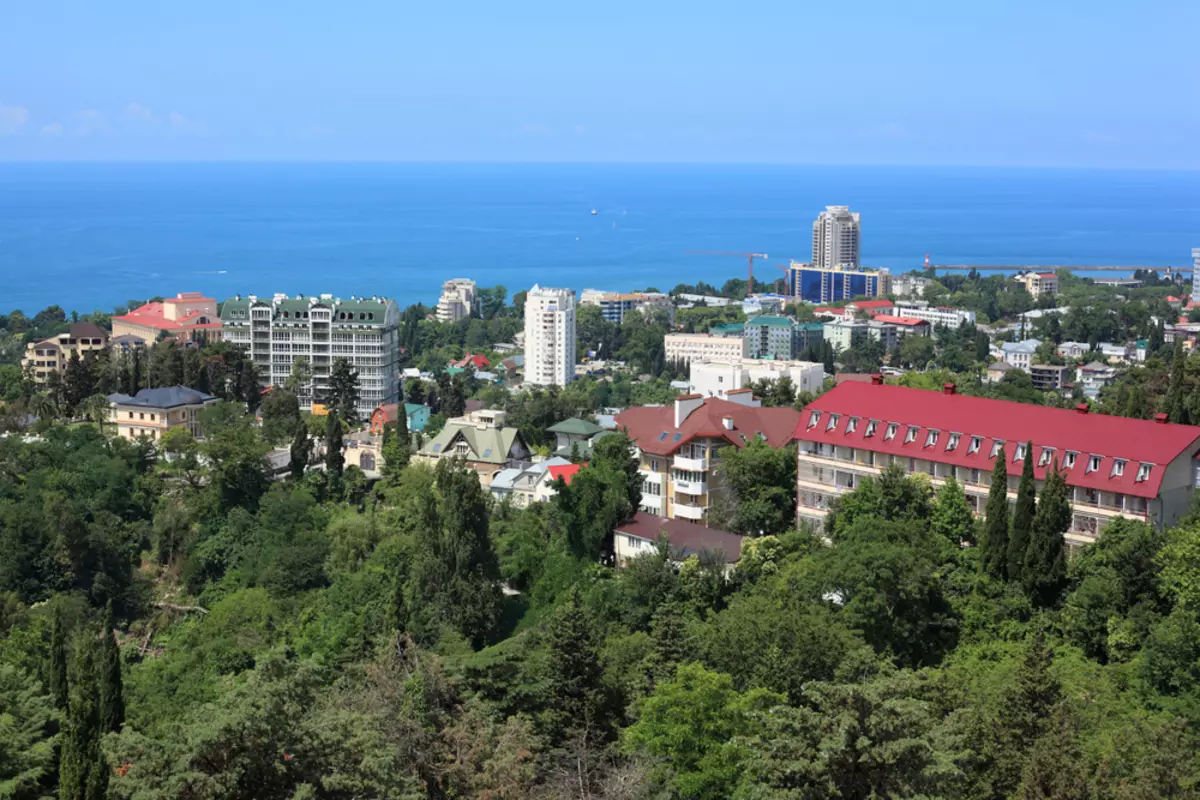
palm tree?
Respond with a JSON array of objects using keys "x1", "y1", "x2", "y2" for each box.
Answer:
[
  {"x1": 81, "y1": 393, "x2": 112, "y2": 434},
  {"x1": 28, "y1": 391, "x2": 58, "y2": 424}
]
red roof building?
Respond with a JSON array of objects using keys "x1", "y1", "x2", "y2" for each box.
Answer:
[
  {"x1": 871, "y1": 314, "x2": 929, "y2": 329},
  {"x1": 794, "y1": 379, "x2": 1200, "y2": 548},
  {"x1": 845, "y1": 299, "x2": 896, "y2": 317},
  {"x1": 547, "y1": 462, "x2": 584, "y2": 486},
  {"x1": 112, "y1": 292, "x2": 222, "y2": 343},
  {"x1": 451, "y1": 353, "x2": 491, "y2": 370},
  {"x1": 615, "y1": 394, "x2": 801, "y2": 525},
  {"x1": 614, "y1": 512, "x2": 744, "y2": 567}
]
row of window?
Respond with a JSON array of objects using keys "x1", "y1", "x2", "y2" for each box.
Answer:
[{"x1": 807, "y1": 410, "x2": 1154, "y2": 482}]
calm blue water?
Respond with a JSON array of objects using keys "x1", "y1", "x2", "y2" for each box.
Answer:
[{"x1": 1, "y1": 163, "x2": 1197, "y2": 314}]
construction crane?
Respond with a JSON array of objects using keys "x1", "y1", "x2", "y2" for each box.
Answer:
[{"x1": 685, "y1": 250, "x2": 769, "y2": 294}]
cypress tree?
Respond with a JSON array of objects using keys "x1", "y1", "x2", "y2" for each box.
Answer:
[
  {"x1": 49, "y1": 611, "x2": 69, "y2": 711},
  {"x1": 1163, "y1": 340, "x2": 1190, "y2": 424},
  {"x1": 544, "y1": 587, "x2": 612, "y2": 741},
  {"x1": 982, "y1": 443, "x2": 1010, "y2": 580},
  {"x1": 289, "y1": 421, "x2": 310, "y2": 481},
  {"x1": 1008, "y1": 441, "x2": 1036, "y2": 583},
  {"x1": 99, "y1": 604, "x2": 124, "y2": 732},
  {"x1": 994, "y1": 630, "x2": 1062, "y2": 796},
  {"x1": 1023, "y1": 467, "x2": 1070, "y2": 607},
  {"x1": 931, "y1": 477, "x2": 975, "y2": 545},
  {"x1": 325, "y1": 411, "x2": 345, "y2": 497},
  {"x1": 59, "y1": 634, "x2": 108, "y2": 800}
]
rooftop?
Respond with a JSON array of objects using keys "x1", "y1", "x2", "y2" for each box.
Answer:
[
  {"x1": 114, "y1": 299, "x2": 222, "y2": 331},
  {"x1": 108, "y1": 386, "x2": 218, "y2": 409},
  {"x1": 745, "y1": 315, "x2": 794, "y2": 328},
  {"x1": 872, "y1": 314, "x2": 929, "y2": 327},
  {"x1": 795, "y1": 381, "x2": 1200, "y2": 499},
  {"x1": 616, "y1": 513, "x2": 744, "y2": 564},
  {"x1": 615, "y1": 397, "x2": 800, "y2": 456},
  {"x1": 548, "y1": 417, "x2": 605, "y2": 437}
]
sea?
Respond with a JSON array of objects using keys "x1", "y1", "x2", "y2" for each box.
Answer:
[{"x1": 0, "y1": 162, "x2": 1197, "y2": 315}]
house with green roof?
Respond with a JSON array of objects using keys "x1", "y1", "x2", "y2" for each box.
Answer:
[
  {"x1": 547, "y1": 417, "x2": 605, "y2": 457},
  {"x1": 415, "y1": 408, "x2": 532, "y2": 486}
]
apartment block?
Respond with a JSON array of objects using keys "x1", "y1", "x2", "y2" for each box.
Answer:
[
  {"x1": 1192, "y1": 248, "x2": 1200, "y2": 301},
  {"x1": 811, "y1": 205, "x2": 862, "y2": 269},
  {"x1": 744, "y1": 315, "x2": 798, "y2": 359},
  {"x1": 892, "y1": 305, "x2": 977, "y2": 329},
  {"x1": 21, "y1": 323, "x2": 109, "y2": 383},
  {"x1": 615, "y1": 394, "x2": 801, "y2": 524},
  {"x1": 1030, "y1": 363, "x2": 1069, "y2": 391},
  {"x1": 436, "y1": 279, "x2": 476, "y2": 323},
  {"x1": 689, "y1": 359, "x2": 825, "y2": 399},
  {"x1": 788, "y1": 262, "x2": 892, "y2": 305},
  {"x1": 794, "y1": 379, "x2": 1200, "y2": 548},
  {"x1": 823, "y1": 319, "x2": 869, "y2": 353},
  {"x1": 523, "y1": 285, "x2": 577, "y2": 386},
  {"x1": 1018, "y1": 271, "x2": 1059, "y2": 299},
  {"x1": 664, "y1": 333, "x2": 748, "y2": 367},
  {"x1": 220, "y1": 293, "x2": 401, "y2": 420},
  {"x1": 580, "y1": 290, "x2": 673, "y2": 324},
  {"x1": 112, "y1": 292, "x2": 222, "y2": 344}
]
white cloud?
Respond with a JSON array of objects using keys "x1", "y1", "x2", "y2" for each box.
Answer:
[
  {"x1": 126, "y1": 102, "x2": 156, "y2": 123},
  {"x1": 168, "y1": 111, "x2": 187, "y2": 127},
  {"x1": 0, "y1": 102, "x2": 30, "y2": 134},
  {"x1": 41, "y1": 122, "x2": 63, "y2": 137}
]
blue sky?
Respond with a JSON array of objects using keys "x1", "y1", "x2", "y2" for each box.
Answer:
[{"x1": 1, "y1": 0, "x2": 1197, "y2": 167}]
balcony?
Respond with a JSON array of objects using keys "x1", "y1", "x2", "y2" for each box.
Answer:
[
  {"x1": 673, "y1": 477, "x2": 708, "y2": 495},
  {"x1": 640, "y1": 494, "x2": 664, "y2": 511},
  {"x1": 673, "y1": 454, "x2": 708, "y2": 471},
  {"x1": 675, "y1": 502, "x2": 706, "y2": 520}
]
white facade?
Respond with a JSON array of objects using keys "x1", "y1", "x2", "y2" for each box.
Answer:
[
  {"x1": 812, "y1": 205, "x2": 861, "y2": 269},
  {"x1": 893, "y1": 305, "x2": 977, "y2": 329},
  {"x1": 524, "y1": 285, "x2": 577, "y2": 386},
  {"x1": 1192, "y1": 248, "x2": 1200, "y2": 301},
  {"x1": 893, "y1": 275, "x2": 933, "y2": 299},
  {"x1": 436, "y1": 278, "x2": 476, "y2": 323},
  {"x1": 823, "y1": 319, "x2": 869, "y2": 352},
  {"x1": 1019, "y1": 272, "x2": 1059, "y2": 298},
  {"x1": 664, "y1": 333, "x2": 748, "y2": 367},
  {"x1": 999, "y1": 339, "x2": 1042, "y2": 370},
  {"x1": 690, "y1": 359, "x2": 824, "y2": 399}
]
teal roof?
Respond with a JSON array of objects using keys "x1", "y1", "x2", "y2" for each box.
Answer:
[
  {"x1": 548, "y1": 417, "x2": 604, "y2": 436},
  {"x1": 709, "y1": 322, "x2": 745, "y2": 336},
  {"x1": 746, "y1": 315, "x2": 794, "y2": 328},
  {"x1": 219, "y1": 295, "x2": 397, "y2": 327},
  {"x1": 445, "y1": 366, "x2": 466, "y2": 376},
  {"x1": 797, "y1": 322, "x2": 825, "y2": 331}
]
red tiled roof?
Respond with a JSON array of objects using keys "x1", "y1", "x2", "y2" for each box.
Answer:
[
  {"x1": 614, "y1": 397, "x2": 801, "y2": 456},
  {"x1": 794, "y1": 381, "x2": 1200, "y2": 499},
  {"x1": 114, "y1": 301, "x2": 222, "y2": 331},
  {"x1": 848, "y1": 300, "x2": 895, "y2": 314},
  {"x1": 814, "y1": 307, "x2": 846, "y2": 316},
  {"x1": 452, "y1": 353, "x2": 491, "y2": 369},
  {"x1": 616, "y1": 512, "x2": 744, "y2": 564},
  {"x1": 548, "y1": 463, "x2": 584, "y2": 485},
  {"x1": 872, "y1": 314, "x2": 929, "y2": 327},
  {"x1": 1034, "y1": 272, "x2": 1057, "y2": 279}
]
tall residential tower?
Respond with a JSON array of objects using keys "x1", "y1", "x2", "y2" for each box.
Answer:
[
  {"x1": 523, "y1": 285, "x2": 577, "y2": 387},
  {"x1": 812, "y1": 205, "x2": 861, "y2": 269}
]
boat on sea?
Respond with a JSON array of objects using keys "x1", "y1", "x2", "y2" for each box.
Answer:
[{"x1": 590, "y1": 209, "x2": 597, "y2": 215}]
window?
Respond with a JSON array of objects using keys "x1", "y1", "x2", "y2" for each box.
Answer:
[
  {"x1": 990, "y1": 439, "x2": 1005, "y2": 458},
  {"x1": 946, "y1": 432, "x2": 960, "y2": 451},
  {"x1": 904, "y1": 426, "x2": 918, "y2": 444},
  {"x1": 1013, "y1": 442, "x2": 1026, "y2": 462},
  {"x1": 808, "y1": 411, "x2": 821, "y2": 429},
  {"x1": 672, "y1": 433, "x2": 683, "y2": 442},
  {"x1": 1064, "y1": 451, "x2": 1078, "y2": 469},
  {"x1": 1111, "y1": 458, "x2": 1126, "y2": 477},
  {"x1": 884, "y1": 422, "x2": 898, "y2": 441},
  {"x1": 846, "y1": 417, "x2": 859, "y2": 434},
  {"x1": 864, "y1": 419, "x2": 878, "y2": 438},
  {"x1": 657, "y1": 432, "x2": 668, "y2": 441},
  {"x1": 1039, "y1": 447, "x2": 1054, "y2": 467},
  {"x1": 1086, "y1": 455, "x2": 1101, "y2": 474},
  {"x1": 1136, "y1": 463, "x2": 1152, "y2": 482},
  {"x1": 970, "y1": 468, "x2": 982, "y2": 484},
  {"x1": 925, "y1": 429, "x2": 939, "y2": 448},
  {"x1": 826, "y1": 413, "x2": 841, "y2": 432},
  {"x1": 968, "y1": 436, "x2": 982, "y2": 455}
]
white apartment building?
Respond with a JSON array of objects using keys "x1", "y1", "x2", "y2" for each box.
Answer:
[
  {"x1": 664, "y1": 333, "x2": 748, "y2": 367},
  {"x1": 436, "y1": 278, "x2": 476, "y2": 323},
  {"x1": 690, "y1": 359, "x2": 825, "y2": 399},
  {"x1": 795, "y1": 379, "x2": 1200, "y2": 548},
  {"x1": 523, "y1": 285, "x2": 577, "y2": 387},
  {"x1": 823, "y1": 319, "x2": 869, "y2": 353},
  {"x1": 893, "y1": 305, "x2": 977, "y2": 329},
  {"x1": 220, "y1": 293, "x2": 401, "y2": 420},
  {"x1": 580, "y1": 290, "x2": 674, "y2": 324},
  {"x1": 1192, "y1": 248, "x2": 1200, "y2": 301},
  {"x1": 812, "y1": 205, "x2": 861, "y2": 269}
]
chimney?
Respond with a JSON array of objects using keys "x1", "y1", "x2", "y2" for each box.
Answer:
[
  {"x1": 1075, "y1": 403, "x2": 1090, "y2": 415},
  {"x1": 870, "y1": 373, "x2": 884, "y2": 385},
  {"x1": 674, "y1": 394, "x2": 705, "y2": 427},
  {"x1": 1154, "y1": 413, "x2": 1168, "y2": 424},
  {"x1": 722, "y1": 416, "x2": 734, "y2": 430},
  {"x1": 942, "y1": 382, "x2": 956, "y2": 395}
]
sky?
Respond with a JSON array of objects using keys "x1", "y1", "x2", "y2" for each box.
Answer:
[{"x1": 1, "y1": 0, "x2": 1198, "y2": 168}]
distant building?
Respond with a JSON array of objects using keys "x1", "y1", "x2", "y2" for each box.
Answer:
[
  {"x1": 547, "y1": 417, "x2": 606, "y2": 457},
  {"x1": 795, "y1": 322, "x2": 825, "y2": 354},
  {"x1": 1030, "y1": 363, "x2": 1070, "y2": 391},
  {"x1": 788, "y1": 262, "x2": 892, "y2": 305},
  {"x1": 986, "y1": 361, "x2": 1016, "y2": 383},
  {"x1": 112, "y1": 292, "x2": 223, "y2": 344},
  {"x1": 892, "y1": 305, "x2": 976, "y2": 329},
  {"x1": 744, "y1": 316, "x2": 798, "y2": 360},
  {"x1": 689, "y1": 359, "x2": 825, "y2": 399},
  {"x1": 415, "y1": 408, "x2": 532, "y2": 485},
  {"x1": 1193, "y1": 248, "x2": 1200, "y2": 301},
  {"x1": 845, "y1": 299, "x2": 896, "y2": 317},
  {"x1": 741, "y1": 294, "x2": 789, "y2": 316},
  {"x1": 219, "y1": 293, "x2": 401, "y2": 420},
  {"x1": 580, "y1": 290, "x2": 673, "y2": 324},
  {"x1": 436, "y1": 279, "x2": 476, "y2": 323},
  {"x1": 869, "y1": 315, "x2": 931, "y2": 343},
  {"x1": 812, "y1": 205, "x2": 861, "y2": 269},
  {"x1": 21, "y1": 323, "x2": 109, "y2": 383},
  {"x1": 664, "y1": 333, "x2": 747, "y2": 367},
  {"x1": 999, "y1": 339, "x2": 1042, "y2": 370},
  {"x1": 823, "y1": 319, "x2": 869, "y2": 353},
  {"x1": 614, "y1": 513, "x2": 744, "y2": 569},
  {"x1": 1017, "y1": 271, "x2": 1059, "y2": 299},
  {"x1": 524, "y1": 285, "x2": 577, "y2": 387},
  {"x1": 108, "y1": 386, "x2": 218, "y2": 442},
  {"x1": 369, "y1": 402, "x2": 431, "y2": 434},
  {"x1": 490, "y1": 457, "x2": 576, "y2": 508},
  {"x1": 893, "y1": 274, "x2": 934, "y2": 299},
  {"x1": 1057, "y1": 341, "x2": 1091, "y2": 360},
  {"x1": 1076, "y1": 361, "x2": 1118, "y2": 399}
]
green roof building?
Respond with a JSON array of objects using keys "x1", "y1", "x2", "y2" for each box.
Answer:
[
  {"x1": 745, "y1": 316, "x2": 797, "y2": 360},
  {"x1": 219, "y1": 293, "x2": 401, "y2": 420}
]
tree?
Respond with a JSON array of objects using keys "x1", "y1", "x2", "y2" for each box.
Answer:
[
  {"x1": 1023, "y1": 467, "x2": 1069, "y2": 607},
  {"x1": 381, "y1": 422, "x2": 411, "y2": 482},
  {"x1": 1008, "y1": 441, "x2": 1036, "y2": 583},
  {"x1": 79, "y1": 394, "x2": 111, "y2": 434},
  {"x1": 406, "y1": 378, "x2": 426, "y2": 406},
  {"x1": 990, "y1": 631, "x2": 1063, "y2": 796},
  {"x1": 329, "y1": 357, "x2": 360, "y2": 425},
  {"x1": 324, "y1": 411, "x2": 345, "y2": 498},
  {"x1": 59, "y1": 633, "x2": 108, "y2": 800},
  {"x1": 199, "y1": 402, "x2": 270, "y2": 513},
  {"x1": 982, "y1": 443, "x2": 1010, "y2": 580},
  {"x1": 1163, "y1": 340, "x2": 1190, "y2": 424},
  {"x1": 0, "y1": 665, "x2": 58, "y2": 799},
  {"x1": 717, "y1": 439, "x2": 796, "y2": 537},
  {"x1": 49, "y1": 611, "x2": 69, "y2": 711},
  {"x1": 99, "y1": 604, "x2": 124, "y2": 732},
  {"x1": 931, "y1": 477, "x2": 974, "y2": 545},
  {"x1": 542, "y1": 588, "x2": 613, "y2": 742},
  {"x1": 289, "y1": 421, "x2": 310, "y2": 481},
  {"x1": 259, "y1": 387, "x2": 301, "y2": 445}
]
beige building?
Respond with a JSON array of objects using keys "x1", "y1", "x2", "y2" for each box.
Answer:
[
  {"x1": 523, "y1": 285, "x2": 577, "y2": 387},
  {"x1": 1019, "y1": 271, "x2": 1059, "y2": 299},
  {"x1": 795, "y1": 378, "x2": 1200, "y2": 549},
  {"x1": 664, "y1": 333, "x2": 748, "y2": 368},
  {"x1": 615, "y1": 394, "x2": 801, "y2": 525},
  {"x1": 812, "y1": 205, "x2": 861, "y2": 269},
  {"x1": 112, "y1": 292, "x2": 222, "y2": 343},
  {"x1": 689, "y1": 359, "x2": 825, "y2": 400},
  {"x1": 436, "y1": 279, "x2": 476, "y2": 323},
  {"x1": 108, "y1": 386, "x2": 219, "y2": 443},
  {"x1": 21, "y1": 323, "x2": 110, "y2": 383}
]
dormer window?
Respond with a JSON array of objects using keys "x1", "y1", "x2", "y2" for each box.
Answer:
[
  {"x1": 864, "y1": 419, "x2": 878, "y2": 438},
  {"x1": 968, "y1": 436, "x2": 982, "y2": 455},
  {"x1": 904, "y1": 426, "x2": 918, "y2": 444},
  {"x1": 807, "y1": 411, "x2": 821, "y2": 429},
  {"x1": 846, "y1": 417, "x2": 859, "y2": 434},
  {"x1": 1086, "y1": 455, "x2": 1102, "y2": 474},
  {"x1": 826, "y1": 413, "x2": 841, "y2": 432},
  {"x1": 1136, "y1": 463, "x2": 1152, "y2": 482},
  {"x1": 1013, "y1": 443, "x2": 1027, "y2": 462},
  {"x1": 925, "y1": 429, "x2": 939, "y2": 448},
  {"x1": 1038, "y1": 447, "x2": 1055, "y2": 467},
  {"x1": 1111, "y1": 458, "x2": 1126, "y2": 478},
  {"x1": 1064, "y1": 451, "x2": 1078, "y2": 469},
  {"x1": 946, "y1": 433, "x2": 961, "y2": 451},
  {"x1": 990, "y1": 439, "x2": 1006, "y2": 459},
  {"x1": 884, "y1": 423, "x2": 898, "y2": 441}
]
